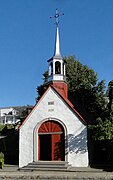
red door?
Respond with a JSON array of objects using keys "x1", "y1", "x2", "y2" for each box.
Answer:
[
  {"x1": 52, "y1": 133, "x2": 65, "y2": 161},
  {"x1": 38, "y1": 121, "x2": 65, "y2": 161}
]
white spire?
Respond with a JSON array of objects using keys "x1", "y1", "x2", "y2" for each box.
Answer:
[
  {"x1": 50, "y1": 9, "x2": 64, "y2": 58},
  {"x1": 54, "y1": 24, "x2": 61, "y2": 57}
]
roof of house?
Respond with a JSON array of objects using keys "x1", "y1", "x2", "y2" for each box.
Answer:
[{"x1": 0, "y1": 105, "x2": 33, "y2": 110}]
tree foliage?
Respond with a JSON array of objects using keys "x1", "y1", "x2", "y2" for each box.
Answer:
[
  {"x1": 90, "y1": 117, "x2": 113, "y2": 141},
  {"x1": 65, "y1": 56, "x2": 106, "y2": 119},
  {"x1": 90, "y1": 80, "x2": 113, "y2": 141},
  {"x1": 89, "y1": 81, "x2": 113, "y2": 163},
  {"x1": 36, "y1": 71, "x2": 48, "y2": 100},
  {"x1": 65, "y1": 55, "x2": 97, "y2": 92}
]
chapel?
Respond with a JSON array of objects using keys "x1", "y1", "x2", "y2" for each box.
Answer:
[{"x1": 19, "y1": 9, "x2": 89, "y2": 168}]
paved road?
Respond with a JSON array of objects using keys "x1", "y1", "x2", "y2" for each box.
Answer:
[{"x1": 0, "y1": 165, "x2": 113, "y2": 179}]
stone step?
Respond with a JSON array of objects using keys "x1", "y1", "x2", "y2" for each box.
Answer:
[
  {"x1": 20, "y1": 161, "x2": 71, "y2": 171},
  {"x1": 29, "y1": 161, "x2": 69, "y2": 166}
]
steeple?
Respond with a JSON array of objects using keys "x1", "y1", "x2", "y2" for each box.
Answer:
[
  {"x1": 47, "y1": 9, "x2": 68, "y2": 98},
  {"x1": 53, "y1": 9, "x2": 63, "y2": 58},
  {"x1": 54, "y1": 25, "x2": 62, "y2": 58}
]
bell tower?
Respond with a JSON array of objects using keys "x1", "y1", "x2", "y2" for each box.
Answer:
[{"x1": 47, "y1": 9, "x2": 68, "y2": 98}]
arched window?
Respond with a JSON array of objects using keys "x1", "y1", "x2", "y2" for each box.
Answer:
[
  {"x1": 55, "y1": 61, "x2": 61, "y2": 74},
  {"x1": 49, "y1": 62, "x2": 53, "y2": 75}
]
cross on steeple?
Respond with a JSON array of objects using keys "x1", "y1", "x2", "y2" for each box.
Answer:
[
  {"x1": 50, "y1": 9, "x2": 64, "y2": 58},
  {"x1": 50, "y1": 9, "x2": 64, "y2": 26}
]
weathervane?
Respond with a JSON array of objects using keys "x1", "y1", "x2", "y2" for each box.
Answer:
[{"x1": 50, "y1": 9, "x2": 64, "y2": 26}]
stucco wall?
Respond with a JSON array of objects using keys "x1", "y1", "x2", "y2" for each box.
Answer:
[{"x1": 19, "y1": 87, "x2": 88, "y2": 168}]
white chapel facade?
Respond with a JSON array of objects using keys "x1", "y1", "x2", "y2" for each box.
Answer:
[{"x1": 19, "y1": 9, "x2": 89, "y2": 168}]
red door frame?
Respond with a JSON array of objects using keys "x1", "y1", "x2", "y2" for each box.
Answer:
[{"x1": 38, "y1": 120, "x2": 65, "y2": 161}]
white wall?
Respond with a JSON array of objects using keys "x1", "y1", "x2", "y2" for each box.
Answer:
[{"x1": 19, "y1": 87, "x2": 88, "y2": 167}]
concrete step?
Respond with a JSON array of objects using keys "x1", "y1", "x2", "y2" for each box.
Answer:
[{"x1": 20, "y1": 161, "x2": 71, "y2": 171}]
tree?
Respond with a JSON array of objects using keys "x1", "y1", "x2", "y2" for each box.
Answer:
[
  {"x1": 36, "y1": 55, "x2": 106, "y2": 119},
  {"x1": 90, "y1": 80, "x2": 113, "y2": 140},
  {"x1": 65, "y1": 56, "x2": 106, "y2": 119},
  {"x1": 89, "y1": 80, "x2": 113, "y2": 163},
  {"x1": 65, "y1": 55, "x2": 97, "y2": 92}
]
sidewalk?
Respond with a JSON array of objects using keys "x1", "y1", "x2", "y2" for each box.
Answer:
[{"x1": 0, "y1": 164, "x2": 113, "y2": 179}]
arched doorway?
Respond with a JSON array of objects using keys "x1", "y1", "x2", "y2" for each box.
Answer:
[{"x1": 38, "y1": 120, "x2": 65, "y2": 161}]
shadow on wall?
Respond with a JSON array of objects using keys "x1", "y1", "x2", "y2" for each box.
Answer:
[{"x1": 66, "y1": 128, "x2": 87, "y2": 155}]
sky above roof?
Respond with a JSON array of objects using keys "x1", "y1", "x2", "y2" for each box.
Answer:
[{"x1": 0, "y1": 0, "x2": 113, "y2": 107}]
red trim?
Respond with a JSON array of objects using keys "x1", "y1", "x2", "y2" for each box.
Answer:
[
  {"x1": 51, "y1": 85, "x2": 87, "y2": 125},
  {"x1": 38, "y1": 120, "x2": 64, "y2": 133},
  {"x1": 19, "y1": 85, "x2": 87, "y2": 130}
]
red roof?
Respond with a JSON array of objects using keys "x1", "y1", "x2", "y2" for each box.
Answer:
[
  {"x1": 50, "y1": 85, "x2": 87, "y2": 125},
  {"x1": 19, "y1": 85, "x2": 87, "y2": 129}
]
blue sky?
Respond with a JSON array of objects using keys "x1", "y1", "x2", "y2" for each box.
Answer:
[{"x1": 0, "y1": 0, "x2": 113, "y2": 107}]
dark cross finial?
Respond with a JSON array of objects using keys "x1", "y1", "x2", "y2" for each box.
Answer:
[{"x1": 50, "y1": 9, "x2": 64, "y2": 26}]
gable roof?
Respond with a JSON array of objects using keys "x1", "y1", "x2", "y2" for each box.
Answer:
[
  {"x1": 50, "y1": 85, "x2": 87, "y2": 125},
  {"x1": 19, "y1": 85, "x2": 87, "y2": 129}
]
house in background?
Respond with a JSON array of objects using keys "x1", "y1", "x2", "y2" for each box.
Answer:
[
  {"x1": 19, "y1": 10, "x2": 89, "y2": 169},
  {"x1": 0, "y1": 106, "x2": 33, "y2": 125},
  {"x1": 0, "y1": 107, "x2": 19, "y2": 125}
]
